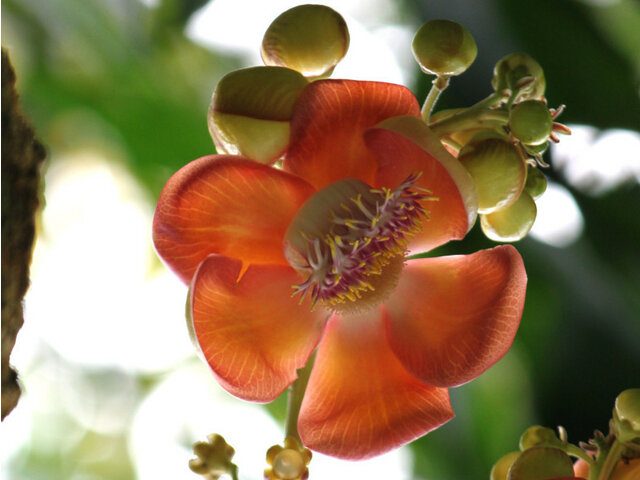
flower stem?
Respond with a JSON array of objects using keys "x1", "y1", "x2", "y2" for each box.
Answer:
[
  {"x1": 421, "y1": 75, "x2": 450, "y2": 121},
  {"x1": 427, "y1": 91, "x2": 508, "y2": 136},
  {"x1": 429, "y1": 108, "x2": 509, "y2": 136},
  {"x1": 596, "y1": 439, "x2": 624, "y2": 480},
  {"x1": 229, "y1": 464, "x2": 239, "y2": 480},
  {"x1": 566, "y1": 443, "x2": 595, "y2": 466},
  {"x1": 285, "y1": 351, "x2": 316, "y2": 442}
]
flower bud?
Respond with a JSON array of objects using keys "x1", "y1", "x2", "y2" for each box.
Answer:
[
  {"x1": 412, "y1": 19, "x2": 477, "y2": 76},
  {"x1": 490, "y1": 451, "x2": 521, "y2": 480},
  {"x1": 480, "y1": 191, "x2": 537, "y2": 242},
  {"x1": 524, "y1": 165, "x2": 547, "y2": 200},
  {"x1": 458, "y1": 134, "x2": 526, "y2": 214},
  {"x1": 613, "y1": 388, "x2": 640, "y2": 443},
  {"x1": 492, "y1": 53, "x2": 546, "y2": 100},
  {"x1": 262, "y1": 5, "x2": 349, "y2": 79},
  {"x1": 519, "y1": 426, "x2": 564, "y2": 451},
  {"x1": 208, "y1": 66, "x2": 308, "y2": 164},
  {"x1": 509, "y1": 100, "x2": 553, "y2": 146},
  {"x1": 506, "y1": 446, "x2": 575, "y2": 480},
  {"x1": 265, "y1": 436, "x2": 312, "y2": 480},
  {"x1": 189, "y1": 434, "x2": 236, "y2": 480}
]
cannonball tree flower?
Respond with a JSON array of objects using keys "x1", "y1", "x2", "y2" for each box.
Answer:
[{"x1": 153, "y1": 79, "x2": 527, "y2": 460}]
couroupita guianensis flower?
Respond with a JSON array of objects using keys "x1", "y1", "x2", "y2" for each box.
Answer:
[{"x1": 152, "y1": 79, "x2": 527, "y2": 460}]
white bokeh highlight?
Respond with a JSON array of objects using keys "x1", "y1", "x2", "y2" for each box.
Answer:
[
  {"x1": 551, "y1": 125, "x2": 640, "y2": 195},
  {"x1": 22, "y1": 152, "x2": 193, "y2": 373},
  {"x1": 529, "y1": 181, "x2": 585, "y2": 248}
]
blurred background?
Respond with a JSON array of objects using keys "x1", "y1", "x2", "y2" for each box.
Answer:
[{"x1": 2, "y1": 0, "x2": 639, "y2": 479}]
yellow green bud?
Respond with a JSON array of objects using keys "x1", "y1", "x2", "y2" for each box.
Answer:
[
  {"x1": 480, "y1": 191, "x2": 537, "y2": 242},
  {"x1": 519, "y1": 425, "x2": 564, "y2": 451},
  {"x1": 490, "y1": 451, "x2": 522, "y2": 480},
  {"x1": 458, "y1": 135, "x2": 526, "y2": 214},
  {"x1": 412, "y1": 19, "x2": 477, "y2": 76},
  {"x1": 265, "y1": 436, "x2": 312, "y2": 480},
  {"x1": 261, "y1": 5, "x2": 349, "y2": 79},
  {"x1": 189, "y1": 434, "x2": 236, "y2": 480},
  {"x1": 523, "y1": 141, "x2": 549, "y2": 157},
  {"x1": 208, "y1": 66, "x2": 308, "y2": 164},
  {"x1": 509, "y1": 100, "x2": 553, "y2": 146},
  {"x1": 492, "y1": 53, "x2": 546, "y2": 99},
  {"x1": 613, "y1": 388, "x2": 640, "y2": 443},
  {"x1": 506, "y1": 446, "x2": 575, "y2": 480},
  {"x1": 524, "y1": 165, "x2": 547, "y2": 200}
]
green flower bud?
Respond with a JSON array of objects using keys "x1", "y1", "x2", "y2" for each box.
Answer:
[
  {"x1": 189, "y1": 434, "x2": 236, "y2": 480},
  {"x1": 519, "y1": 426, "x2": 564, "y2": 451},
  {"x1": 613, "y1": 388, "x2": 640, "y2": 443},
  {"x1": 523, "y1": 141, "x2": 549, "y2": 157},
  {"x1": 208, "y1": 66, "x2": 308, "y2": 164},
  {"x1": 492, "y1": 53, "x2": 546, "y2": 99},
  {"x1": 524, "y1": 165, "x2": 547, "y2": 200},
  {"x1": 458, "y1": 135, "x2": 526, "y2": 214},
  {"x1": 261, "y1": 5, "x2": 349, "y2": 79},
  {"x1": 507, "y1": 446, "x2": 575, "y2": 480},
  {"x1": 509, "y1": 100, "x2": 553, "y2": 146},
  {"x1": 491, "y1": 452, "x2": 522, "y2": 480},
  {"x1": 481, "y1": 191, "x2": 537, "y2": 242},
  {"x1": 412, "y1": 19, "x2": 477, "y2": 76}
]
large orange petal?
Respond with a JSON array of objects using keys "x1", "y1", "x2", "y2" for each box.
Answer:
[
  {"x1": 365, "y1": 117, "x2": 477, "y2": 252},
  {"x1": 283, "y1": 80, "x2": 421, "y2": 190},
  {"x1": 153, "y1": 155, "x2": 315, "y2": 283},
  {"x1": 298, "y1": 308, "x2": 453, "y2": 459},
  {"x1": 384, "y1": 245, "x2": 527, "y2": 388},
  {"x1": 190, "y1": 254, "x2": 326, "y2": 402}
]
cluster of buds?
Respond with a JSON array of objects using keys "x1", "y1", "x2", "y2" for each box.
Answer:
[
  {"x1": 207, "y1": 5, "x2": 349, "y2": 165},
  {"x1": 490, "y1": 389, "x2": 640, "y2": 480},
  {"x1": 412, "y1": 20, "x2": 570, "y2": 242}
]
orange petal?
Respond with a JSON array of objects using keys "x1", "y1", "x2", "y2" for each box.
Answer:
[
  {"x1": 153, "y1": 155, "x2": 315, "y2": 283},
  {"x1": 384, "y1": 245, "x2": 527, "y2": 388},
  {"x1": 365, "y1": 117, "x2": 477, "y2": 252},
  {"x1": 284, "y1": 80, "x2": 421, "y2": 190},
  {"x1": 298, "y1": 308, "x2": 453, "y2": 459},
  {"x1": 191, "y1": 254, "x2": 325, "y2": 402}
]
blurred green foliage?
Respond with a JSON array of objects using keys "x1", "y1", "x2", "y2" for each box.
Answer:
[{"x1": 2, "y1": 0, "x2": 639, "y2": 479}]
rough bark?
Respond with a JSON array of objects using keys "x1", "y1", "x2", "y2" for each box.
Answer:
[{"x1": 1, "y1": 48, "x2": 46, "y2": 420}]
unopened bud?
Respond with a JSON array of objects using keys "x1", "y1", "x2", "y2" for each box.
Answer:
[
  {"x1": 506, "y1": 446, "x2": 574, "y2": 480},
  {"x1": 480, "y1": 191, "x2": 537, "y2": 242},
  {"x1": 613, "y1": 388, "x2": 640, "y2": 443},
  {"x1": 412, "y1": 19, "x2": 477, "y2": 76},
  {"x1": 519, "y1": 425, "x2": 564, "y2": 451},
  {"x1": 524, "y1": 165, "x2": 547, "y2": 200},
  {"x1": 265, "y1": 436, "x2": 312, "y2": 480},
  {"x1": 458, "y1": 134, "x2": 526, "y2": 214},
  {"x1": 490, "y1": 451, "x2": 521, "y2": 480},
  {"x1": 492, "y1": 53, "x2": 546, "y2": 100},
  {"x1": 189, "y1": 434, "x2": 236, "y2": 480},
  {"x1": 509, "y1": 100, "x2": 553, "y2": 146},
  {"x1": 208, "y1": 66, "x2": 308, "y2": 164},
  {"x1": 262, "y1": 5, "x2": 349, "y2": 79}
]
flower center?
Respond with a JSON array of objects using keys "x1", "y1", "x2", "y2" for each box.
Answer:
[{"x1": 284, "y1": 173, "x2": 432, "y2": 312}]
